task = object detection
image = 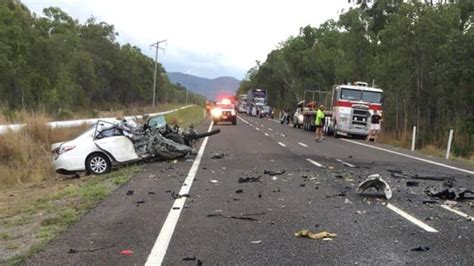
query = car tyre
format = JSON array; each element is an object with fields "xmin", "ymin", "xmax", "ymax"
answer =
[
  {"xmin": 86, "ymin": 153, "xmax": 111, "ymax": 175},
  {"xmin": 232, "ymin": 118, "xmax": 237, "ymax": 125}
]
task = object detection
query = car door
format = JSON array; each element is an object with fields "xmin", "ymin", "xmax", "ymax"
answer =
[{"xmin": 94, "ymin": 126, "xmax": 139, "ymax": 162}]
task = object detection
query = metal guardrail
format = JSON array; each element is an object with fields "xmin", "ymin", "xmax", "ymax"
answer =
[{"xmin": 0, "ymin": 105, "xmax": 194, "ymax": 135}]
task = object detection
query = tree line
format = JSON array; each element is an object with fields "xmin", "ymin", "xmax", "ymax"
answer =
[
  {"xmin": 238, "ymin": 0, "xmax": 473, "ymax": 157},
  {"xmin": 0, "ymin": 0, "xmax": 204, "ymax": 118}
]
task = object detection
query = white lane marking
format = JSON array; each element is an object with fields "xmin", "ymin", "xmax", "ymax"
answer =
[
  {"xmin": 280, "ymin": 133, "xmax": 286, "ymax": 137},
  {"xmin": 268, "ymin": 128, "xmax": 273, "ymax": 131},
  {"xmin": 440, "ymin": 205, "xmax": 473, "ymax": 221},
  {"xmin": 261, "ymin": 124, "xmax": 265, "ymax": 127},
  {"xmin": 278, "ymin": 142, "xmax": 286, "ymax": 147},
  {"xmin": 264, "ymin": 133, "xmax": 269, "ymax": 137},
  {"xmin": 237, "ymin": 116, "xmax": 249, "ymax": 124},
  {"xmin": 306, "ymin": 158, "xmax": 323, "ymax": 168},
  {"xmin": 336, "ymin": 158, "xmax": 356, "ymax": 168},
  {"xmin": 385, "ymin": 203, "xmax": 438, "ymax": 233},
  {"xmin": 256, "ymin": 127, "xmax": 260, "ymax": 131},
  {"xmin": 298, "ymin": 142, "xmax": 308, "ymax": 148},
  {"xmin": 145, "ymin": 121, "xmax": 213, "ymax": 265},
  {"xmin": 342, "ymin": 139, "xmax": 474, "ymax": 175}
]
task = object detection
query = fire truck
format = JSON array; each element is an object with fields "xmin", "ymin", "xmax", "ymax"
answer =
[{"xmin": 302, "ymin": 82, "xmax": 383, "ymax": 138}]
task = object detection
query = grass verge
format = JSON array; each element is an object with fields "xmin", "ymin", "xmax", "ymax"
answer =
[{"xmin": 0, "ymin": 105, "xmax": 204, "ymax": 265}]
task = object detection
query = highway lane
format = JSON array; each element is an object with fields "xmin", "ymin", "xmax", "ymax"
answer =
[{"xmin": 27, "ymin": 115, "xmax": 473, "ymax": 265}]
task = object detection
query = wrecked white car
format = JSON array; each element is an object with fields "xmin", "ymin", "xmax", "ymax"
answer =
[{"xmin": 51, "ymin": 115, "xmax": 220, "ymax": 175}]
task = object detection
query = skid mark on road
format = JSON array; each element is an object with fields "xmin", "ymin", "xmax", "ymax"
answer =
[
  {"xmin": 342, "ymin": 139, "xmax": 474, "ymax": 175},
  {"xmin": 385, "ymin": 203, "xmax": 438, "ymax": 233},
  {"xmin": 440, "ymin": 205, "xmax": 473, "ymax": 221},
  {"xmin": 306, "ymin": 158, "xmax": 324, "ymax": 168},
  {"xmin": 145, "ymin": 121, "xmax": 214, "ymax": 265}
]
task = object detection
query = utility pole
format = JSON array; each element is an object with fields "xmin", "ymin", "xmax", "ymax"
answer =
[{"xmin": 151, "ymin": 39, "xmax": 167, "ymax": 109}]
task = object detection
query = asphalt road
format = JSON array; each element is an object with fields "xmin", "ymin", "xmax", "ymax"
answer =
[{"xmin": 27, "ymin": 114, "xmax": 474, "ymax": 265}]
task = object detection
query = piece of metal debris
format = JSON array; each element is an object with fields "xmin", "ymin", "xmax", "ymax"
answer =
[
  {"xmin": 411, "ymin": 246, "xmax": 430, "ymax": 252},
  {"xmin": 406, "ymin": 181, "xmax": 420, "ymax": 187},
  {"xmin": 294, "ymin": 230, "xmax": 337, "ymax": 240},
  {"xmin": 357, "ymin": 174, "xmax": 392, "ymax": 200},
  {"xmin": 264, "ymin": 169, "xmax": 286, "ymax": 176},
  {"xmin": 427, "ymin": 187, "xmax": 473, "ymax": 200},
  {"xmin": 207, "ymin": 213, "xmax": 258, "ymax": 221},
  {"xmin": 238, "ymin": 176, "xmax": 261, "ymax": 183},
  {"xmin": 211, "ymin": 153, "xmax": 225, "ymax": 159}
]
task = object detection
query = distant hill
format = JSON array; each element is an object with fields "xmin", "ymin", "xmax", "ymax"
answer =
[{"xmin": 167, "ymin": 72, "xmax": 240, "ymax": 100}]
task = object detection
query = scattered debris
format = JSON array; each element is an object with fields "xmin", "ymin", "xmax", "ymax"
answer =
[
  {"xmin": 294, "ymin": 230, "xmax": 337, "ymax": 240},
  {"xmin": 210, "ymin": 180, "xmax": 219, "ymax": 183},
  {"xmin": 411, "ymin": 246, "xmax": 430, "ymax": 252},
  {"xmin": 300, "ymin": 184, "xmax": 306, "ymax": 187},
  {"xmin": 67, "ymin": 243, "xmax": 116, "ymax": 254},
  {"xmin": 183, "ymin": 257, "xmax": 196, "ymax": 261},
  {"xmin": 427, "ymin": 187, "xmax": 473, "ymax": 200},
  {"xmin": 422, "ymin": 200, "xmax": 438, "ymax": 205},
  {"xmin": 136, "ymin": 200, "xmax": 145, "ymax": 204},
  {"xmin": 251, "ymin": 240, "xmax": 262, "ymax": 244},
  {"xmin": 207, "ymin": 213, "xmax": 258, "ymax": 221},
  {"xmin": 126, "ymin": 190, "xmax": 134, "ymax": 196},
  {"xmin": 236, "ymin": 189, "xmax": 244, "ymax": 194},
  {"xmin": 148, "ymin": 191, "xmax": 155, "ymax": 195},
  {"xmin": 390, "ymin": 170, "xmax": 455, "ymax": 182},
  {"xmin": 238, "ymin": 176, "xmax": 261, "ymax": 183},
  {"xmin": 264, "ymin": 169, "xmax": 286, "ymax": 176},
  {"xmin": 120, "ymin": 250, "xmax": 134, "ymax": 256},
  {"xmin": 406, "ymin": 181, "xmax": 420, "ymax": 187},
  {"xmin": 172, "ymin": 207, "xmax": 180, "ymax": 210},
  {"xmin": 172, "ymin": 159, "xmax": 178, "ymax": 164},
  {"xmin": 211, "ymin": 153, "xmax": 225, "ymax": 159},
  {"xmin": 357, "ymin": 174, "xmax": 392, "ymax": 200},
  {"xmin": 171, "ymin": 191, "xmax": 191, "ymax": 199},
  {"xmin": 344, "ymin": 199, "xmax": 352, "ymax": 204},
  {"xmin": 336, "ymin": 159, "xmax": 357, "ymax": 168}
]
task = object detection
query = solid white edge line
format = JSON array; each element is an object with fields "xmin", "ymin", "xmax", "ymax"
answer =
[
  {"xmin": 298, "ymin": 142, "xmax": 308, "ymax": 148},
  {"xmin": 145, "ymin": 121, "xmax": 213, "ymax": 266},
  {"xmin": 336, "ymin": 158, "xmax": 356, "ymax": 168},
  {"xmin": 385, "ymin": 203, "xmax": 438, "ymax": 233},
  {"xmin": 264, "ymin": 133, "xmax": 269, "ymax": 137},
  {"xmin": 341, "ymin": 139, "xmax": 474, "ymax": 175},
  {"xmin": 306, "ymin": 158, "xmax": 323, "ymax": 168},
  {"xmin": 237, "ymin": 116, "xmax": 249, "ymax": 124},
  {"xmin": 278, "ymin": 142, "xmax": 286, "ymax": 147},
  {"xmin": 440, "ymin": 205, "xmax": 473, "ymax": 221}
]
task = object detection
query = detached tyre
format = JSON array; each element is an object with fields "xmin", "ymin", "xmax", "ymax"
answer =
[{"xmin": 86, "ymin": 153, "xmax": 111, "ymax": 175}]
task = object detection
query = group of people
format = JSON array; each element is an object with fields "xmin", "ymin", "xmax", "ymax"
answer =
[{"xmin": 313, "ymin": 105, "xmax": 382, "ymax": 142}]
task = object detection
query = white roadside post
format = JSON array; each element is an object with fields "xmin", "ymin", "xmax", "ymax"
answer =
[
  {"xmin": 446, "ymin": 129, "xmax": 454, "ymax": 160},
  {"xmin": 411, "ymin": 126, "xmax": 417, "ymax": 151}
]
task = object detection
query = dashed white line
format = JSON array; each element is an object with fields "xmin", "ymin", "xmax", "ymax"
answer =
[
  {"xmin": 298, "ymin": 142, "xmax": 308, "ymax": 148},
  {"xmin": 278, "ymin": 142, "xmax": 286, "ymax": 147},
  {"xmin": 306, "ymin": 158, "xmax": 323, "ymax": 168},
  {"xmin": 342, "ymin": 139, "xmax": 474, "ymax": 175},
  {"xmin": 237, "ymin": 116, "xmax": 249, "ymax": 124},
  {"xmin": 336, "ymin": 159, "xmax": 356, "ymax": 168},
  {"xmin": 145, "ymin": 121, "xmax": 214, "ymax": 265},
  {"xmin": 440, "ymin": 205, "xmax": 473, "ymax": 221},
  {"xmin": 385, "ymin": 203, "xmax": 438, "ymax": 233},
  {"xmin": 264, "ymin": 133, "xmax": 269, "ymax": 137}
]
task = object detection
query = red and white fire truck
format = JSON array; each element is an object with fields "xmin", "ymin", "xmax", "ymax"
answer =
[{"xmin": 302, "ymin": 81, "xmax": 383, "ymax": 138}]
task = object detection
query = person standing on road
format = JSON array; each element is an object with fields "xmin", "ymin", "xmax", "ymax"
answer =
[
  {"xmin": 314, "ymin": 105, "xmax": 325, "ymax": 142},
  {"xmin": 367, "ymin": 110, "xmax": 382, "ymax": 142}
]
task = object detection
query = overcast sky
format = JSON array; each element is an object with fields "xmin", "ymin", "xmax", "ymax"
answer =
[{"xmin": 23, "ymin": 0, "xmax": 354, "ymax": 80}]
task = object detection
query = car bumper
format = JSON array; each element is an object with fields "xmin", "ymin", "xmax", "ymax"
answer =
[
  {"xmin": 53, "ymin": 154, "xmax": 86, "ymax": 173},
  {"xmin": 336, "ymin": 124, "xmax": 369, "ymax": 136}
]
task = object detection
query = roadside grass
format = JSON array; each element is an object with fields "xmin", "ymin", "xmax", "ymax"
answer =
[
  {"xmin": 0, "ymin": 105, "xmax": 204, "ymax": 265},
  {"xmin": 378, "ymin": 131, "xmax": 473, "ymax": 164}
]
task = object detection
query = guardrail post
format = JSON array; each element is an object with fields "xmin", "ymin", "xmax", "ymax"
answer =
[
  {"xmin": 411, "ymin": 126, "xmax": 416, "ymax": 151},
  {"xmin": 446, "ymin": 129, "xmax": 453, "ymax": 160}
]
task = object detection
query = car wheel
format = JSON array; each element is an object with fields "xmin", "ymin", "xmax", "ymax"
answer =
[
  {"xmin": 86, "ymin": 153, "xmax": 111, "ymax": 175},
  {"xmin": 232, "ymin": 118, "xmax": 237, "ymax": 125}
]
